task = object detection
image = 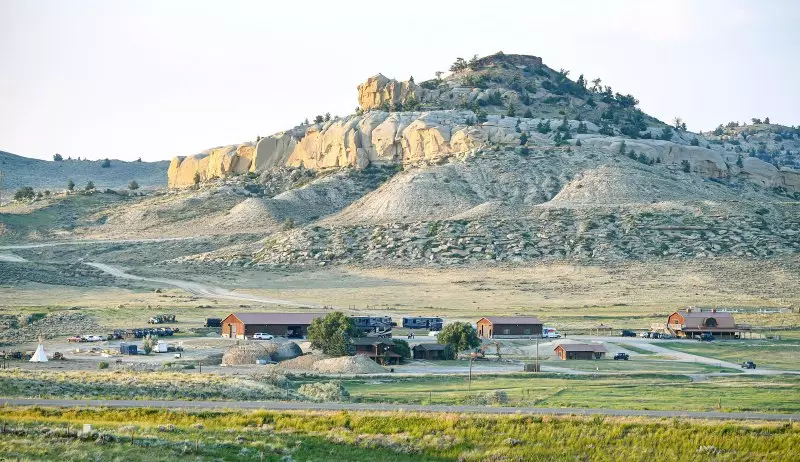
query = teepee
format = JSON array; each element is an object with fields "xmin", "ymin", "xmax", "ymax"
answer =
[{"xmin": 29, "ymin": 336, "xmax": 48, "ymax": 363}]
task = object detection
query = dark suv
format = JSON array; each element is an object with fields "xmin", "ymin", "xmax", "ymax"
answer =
[
  {"xmin": 620, "ymin": 330, "xmax": 637, "ymax": 337},
  {"xmin": 613, "ymin": 353, "xmax": 630, "ymax": 360},
  {"xmin": 741, "ymin": 361, "xmax": 756, "ymax": 369},
  {"xmin": 699, "ymin": 333, "xmax": 714, "ymax": 341}
]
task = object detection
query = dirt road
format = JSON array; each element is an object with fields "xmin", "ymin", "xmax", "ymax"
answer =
[
  {"xmin": 85, "ymin": 262, "xmax": 320, "ymax": 308},
  {"xmin": 2, "ymin": 398, "xmax": 797, "ymax": 421},
  {"xmin": 0, "ymin": 253, "xmax": 27, "ymax": 262}
]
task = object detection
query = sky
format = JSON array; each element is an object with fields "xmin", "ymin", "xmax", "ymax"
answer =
[{"xmin": 1, "ymin": 0, "xmax": 798, "ymax": 162}]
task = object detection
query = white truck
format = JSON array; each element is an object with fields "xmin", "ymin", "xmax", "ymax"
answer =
[{"xmin": 542, "ymin": 327, "xmax": 561, "ymax": 339}]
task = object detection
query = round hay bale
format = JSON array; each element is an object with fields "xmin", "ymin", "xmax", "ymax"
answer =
[
  {"xmin": 221, "ymin": 343, "xmax": 270, "ymax": 366},
  {"xmin": 261, "ymin": 341, "xmax": 302, "ymax": 361}
]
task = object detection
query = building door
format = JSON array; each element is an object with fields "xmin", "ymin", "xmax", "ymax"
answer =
[{"xmin": 229, "ymin": 324, "xmax": 235, "ymax": 338}]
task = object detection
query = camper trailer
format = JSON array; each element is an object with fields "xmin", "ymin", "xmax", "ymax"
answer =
[{"xmin": 402, "ymin": 316, "xmax": 443, "ymax": 331}]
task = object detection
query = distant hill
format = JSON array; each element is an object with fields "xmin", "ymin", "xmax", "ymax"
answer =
[{"xmin": 0, "ymin": 151, "xmax": 169, "ymax": 192}]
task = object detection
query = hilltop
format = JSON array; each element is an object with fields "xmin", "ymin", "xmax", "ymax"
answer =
[
  {"xmin": 0, "ymin": 150, "xmax": 169, "ymax": 193},
  {"xmin": 3, "ymin": 52, "xmax": 800, "ymax": 270}
]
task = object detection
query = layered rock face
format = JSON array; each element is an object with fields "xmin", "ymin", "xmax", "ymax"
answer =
[
  {"xmin": 357, "ymin": 75, "xmax": 424, "ymax": 112},
  {"xmin": 168, "ymin": 144, "xmax": 255, "ymax": 188}
]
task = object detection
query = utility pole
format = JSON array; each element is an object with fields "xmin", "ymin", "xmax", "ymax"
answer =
[
  {"xmin": 536, "ymin": 338, "xmax": 540, "ymax": 373},
  {"xmin": 0, "ymin": 169, "xmax": 4, "ymax": 206},
  {"xmin": 468, "ymin": 357, "xmax": 473, "ymax": 394}
]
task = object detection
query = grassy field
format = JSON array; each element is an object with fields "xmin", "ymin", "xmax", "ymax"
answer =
[
  {"xmin": 0, "ymin": 407, "xmax": 798, "ymax": 461},
  {"xmin": 660, "ymin": 341, "xmax": 800, "ymax": 371},
  {"xmin": 341, "ymin": 373, "xmax": 800, "ymax": 413}
]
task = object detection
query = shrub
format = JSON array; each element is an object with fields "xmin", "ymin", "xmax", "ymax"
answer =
[
  {"xmin": 391, "ymin": 339, "xmax": 411, "ymax": 360},
  {"xmin": 281, "ymin": 218, "xmax": 295, "ymax": 230},
  {"xmin": 523, "ymin": 108, "xmax": 533, "ymax": 118},
  {"xmin": 681, "ymin": 159, "xmax": 691, "ymax": 173},
  {"xmin": 519, "ymin": 132, "xmax": 528, "ymax": 145},
  {"xmin": 576, "ymin": 121, "xmax": 588, "ymax": 134},
  {"xmin": 142, "ymin": 337, "xmax": 156, "ymax": 355},
  {"xmin": 598, "ymin": 123, "xmax": 614, "ymax": 136},
  {"xmin": 128, "ymin": 181, "xmax": 139, "ymax": 191},
  {"xmin": 193, "ymin": 173, "xmax": 201, "ymax": 186},
  {"xmin": 298, "ymin": 382, "xmax": 349, "ymax": 402},
  {"xmin": 84, "ymin": 181, "xmax": 95, "ymax": 191},
  {"xmin": 98, "ymin": 362, "xmax": 109, "ymax": 370},
  {"xmin": 100, "ymin": 158, "xmax": 111, "ymax": 168},
  {"xmin": 536, "ymin": 120, "xmax": 551, "ymax": 134},
  {"xmin": 52, "ymin": 153, "xmax": 63, "ymax": 161},
  {"xmin": 690, "ymin": 138, "xmax": 700, "ymax": 146},
  {"xmin": 67, "ymin": 179, "xmax": 75, "ymax": 191},
  {"xmin": 14, "ymin": 186, "xmax": 35, "ymax": 201},
  {"xmin": 659, "ymin": 127, "xmax": 673, "ymax": 141}
]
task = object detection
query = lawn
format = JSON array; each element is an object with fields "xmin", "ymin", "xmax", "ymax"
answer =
[
  {"xmin": 342, "ymin": 373, "xmax": 800, "ymax": 413},
  {"xmin": 660, "ymin": 340, "xmax": 800, "ymax": 371},
  {"xmin": 0, "ymin": 407, "xmax": 798, "ymax": 461}
]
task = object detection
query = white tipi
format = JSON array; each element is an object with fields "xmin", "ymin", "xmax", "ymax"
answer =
[{"xmin": 29, "ymin": 336, "xmax": 48, "ymax": 363}]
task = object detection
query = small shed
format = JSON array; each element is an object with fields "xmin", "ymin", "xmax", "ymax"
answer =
[
  {"xmin": 554, "ymin": 343, "xmax": 606, "ymax": 360},
  {"xmin": 477, "ymin": 316, "xmax": 543, "ymax": 338},
  {"xmin": 412, "ymin": 343, "xmax": 447, "ymax": 360}
]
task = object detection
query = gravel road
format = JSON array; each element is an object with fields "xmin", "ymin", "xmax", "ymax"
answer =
[
  {"xmin": 2, "ymin": 398, "xmax": 797, "ymax": 421},
  {"xmin": 85, "ymin": 262, "xmax": 319, "ymax": 308}
]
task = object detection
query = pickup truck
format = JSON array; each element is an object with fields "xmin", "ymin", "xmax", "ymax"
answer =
[
  {"xmin": 741, "ymin": 361, "xmax": 756, "ymax": 369},
  {"xmin": 252, "ymin": 333, "xmax": 274, "ymax": 340},
  {"xmin": 613, "ymin": 353, "xmax": 630, "ymax": 360}
]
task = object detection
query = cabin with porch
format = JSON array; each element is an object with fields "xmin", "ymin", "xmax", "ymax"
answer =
[
  {"xmin": 477, "ymin": 316, "xmax": 543, "ymax": 338},
  {"xmin": 667, "ymin": 309, "xmax": 749, "ymax": 339}
]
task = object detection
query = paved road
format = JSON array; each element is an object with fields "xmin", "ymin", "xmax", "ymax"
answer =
[
  {"xmin": 2, "ymin": 398, "xmax": 797, "ymax": 421},
  {"xmin": 86, "ymin": 262, "xmax": 319, "ymax": 308}
]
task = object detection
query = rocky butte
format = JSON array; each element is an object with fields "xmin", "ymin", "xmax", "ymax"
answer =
[{"xmin": 167, "ymin": 52, "xmax": 800, "ymax": 191}]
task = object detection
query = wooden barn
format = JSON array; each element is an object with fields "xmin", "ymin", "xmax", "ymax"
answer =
[
  {"xmin": 554, "ymin": 343, "xmax": 606, "ymax": 360},
  {"xmin": 350, "ymin": 338, "xmax": 402, "ymax": 365},
  {"xmin": 412, "ymin": 343, "xmax": 448, "ymax": 360},
  {"xmin": 221, "ymin": 313, "xmax": 323, "ymax": 339},
  {"xmin": 477, "ymin": 316, "xmax": 543, "ymax": 338},
  {"xmin": 667, "ymin": 309, "xmax": 749, "ymax": 339}
]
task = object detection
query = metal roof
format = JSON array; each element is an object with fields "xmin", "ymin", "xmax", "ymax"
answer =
[
  {"xmin": 555, "ymin": 343, "xmax": 607, "ymax": 353},
  {"xmin": 229, "ymin": 312, "xmax": 324, "ymax": 325},
  {"xmin": 412, "ymin": 343, "xmax": 446, "ymax": 351},
  {"xmin": 479, "ymin": 316, "xmax": 542, "ymax": 325}
]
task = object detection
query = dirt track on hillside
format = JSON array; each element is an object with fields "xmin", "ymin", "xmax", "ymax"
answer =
[{"xmin": 85, "ymin": 262, "xmax": 320, "ymax": 308}]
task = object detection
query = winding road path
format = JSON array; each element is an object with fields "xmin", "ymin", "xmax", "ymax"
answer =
[
  {"xmin": 85, "ymin": 262, "xmax": 318, "ymax": 308},
  {"xmin": 1, "ymin": 398, "xmax": 796, "ymax": 421}
]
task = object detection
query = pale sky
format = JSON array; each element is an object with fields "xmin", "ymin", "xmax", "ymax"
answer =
[{"xmin": 1, "ymin": 0, "xmax": 798, "ymax": 162}]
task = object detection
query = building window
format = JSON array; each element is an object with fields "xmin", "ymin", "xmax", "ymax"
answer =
[
  {"xmin": 503, "ymin": 329, "xmax": 511, "ymax": 335},
  {"xmin": 704, "ymin": 318, "xmax": 718, "ymax": 328}
]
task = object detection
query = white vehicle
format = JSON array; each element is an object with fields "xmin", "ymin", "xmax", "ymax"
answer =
[
  {"xmin": 428, "ymin": 330, "xmax": 440, "ymax": 337},
  {"xmin": 85, "ymin": 335, "xmax": 104, "ymax": 342},
  {"xmin": 252, "ymin": 333, "xmax": 274, "ymax": 340},
  {"xmin": 542, "ymin": 328, "xmax": 561, "ymax": 339}
]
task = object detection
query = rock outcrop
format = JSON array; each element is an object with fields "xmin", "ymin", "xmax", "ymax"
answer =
[
  {"xmin": 578, "ymin": 137, "xmax": 731, "ymax": 178},
  {"xmin": 357, "ymin": 74, "xmax": 424, "ymax": 112},
  {"xmin": 168, "ymin": 144, "xmax": 255, "ymax": 188}
]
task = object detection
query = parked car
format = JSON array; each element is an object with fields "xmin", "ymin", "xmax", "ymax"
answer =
[
  {"xmin": 699, "ymin": 333, "xmax": 714, "ymax": 341},
  {"xmin": 252, "ymin": 333, "xmax": 274, "ymax": 340},
  {"xmin": 659, "ymin": 334, "xmax": 673, "ymax": 340},
  {"xmin": 620, "ymin": 330, "xmax": 637, "ymax": 337},
  {"xmin": 613, "ymin": 353, "xmax": 630, "ymax": 360},
  {"xmin": 741, "ymin": 361, "xmax": 756, "ymax": 369},
  {"xmin": 639, "ymin": 332, "xmax": 649, "ymax": 338}
]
